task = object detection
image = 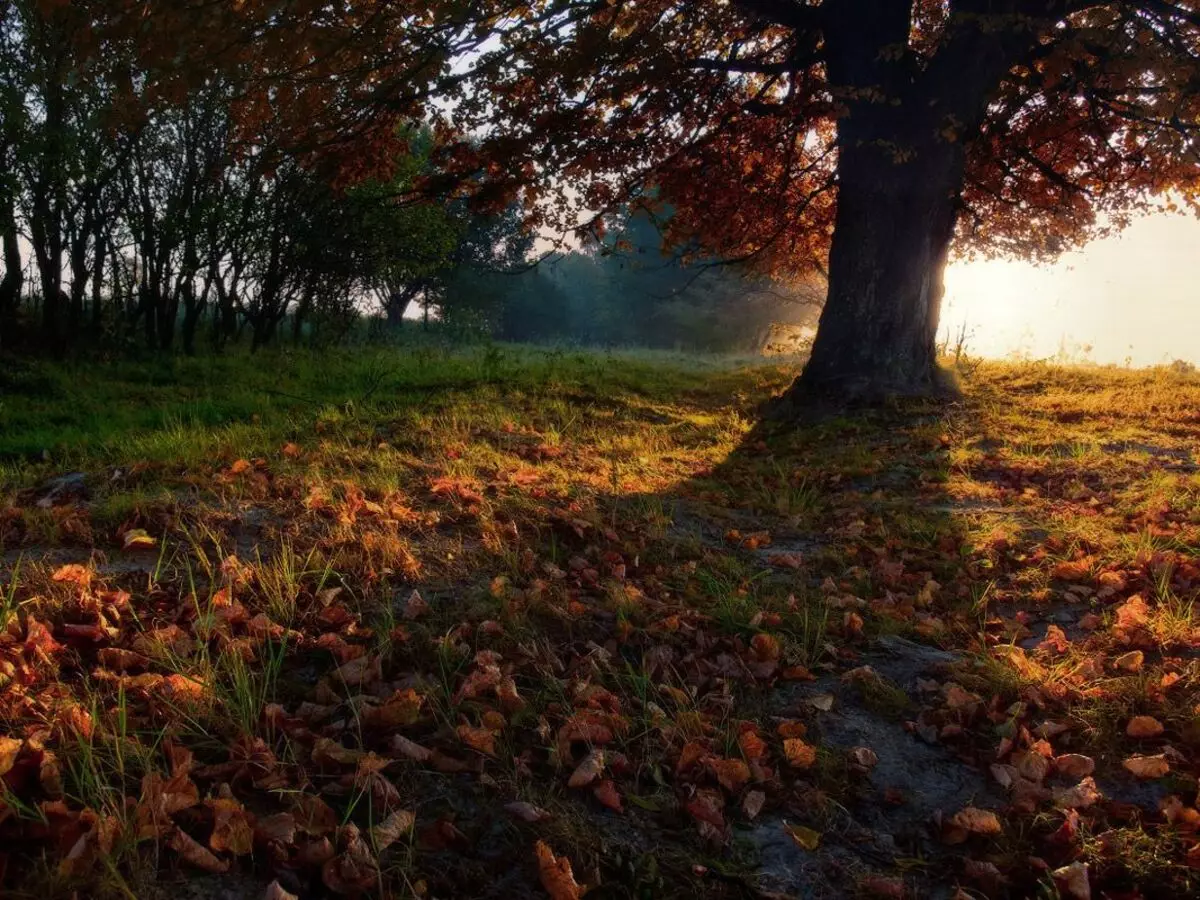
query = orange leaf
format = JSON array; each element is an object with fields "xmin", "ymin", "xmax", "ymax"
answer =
[
  {"xmin": 592, "ymin": 779, "xmax": 623, "ymax": 812},
  {"xmin": 51, "ymin": 563, "xmax": 91, "ymax": 586},
  {"xmin": 709, "ymin": 758, "xmax": 751, "ymax": 793},
  {"xmin": 1052, "ymin": 559, "xmax": 1092, "ymax": 581},
  {"xmin": 1126, "ymin": 715, "xmax": 1164, "ymax": 738},
  {"xmin": 0, "ymin": 736, "xmax": 22, "ymax": 776},
  {"xmin": 1114, "ymin": 595, "xmax": 1150, "ymax": 631},
  {"xmin": 535, "ymin": 840, "xmax": 585, "ymax": 900},
  {"xmin": 949, "ymin": 807, "xmax": 1002, "ymax": 836},
  {"xmin": 783, "ymin": 738, "xmax": 817, "ymax": 769},
  {"xmin": 457, "ymin": 724, "xmax": 497, "ymax": 756}
]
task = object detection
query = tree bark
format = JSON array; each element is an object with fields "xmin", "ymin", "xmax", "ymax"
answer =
[
  {"xmin": 778, "ymin": 0, "xmax": 1037, "ymax": 406},
  {"xmin": 796, "ymin": 139, "xmax": 962, "ymax": 400}
]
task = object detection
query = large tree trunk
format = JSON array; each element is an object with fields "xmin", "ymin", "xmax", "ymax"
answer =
[{"xmin": 796, "ymin": 139, "xmax": 963, "ymax": 400}]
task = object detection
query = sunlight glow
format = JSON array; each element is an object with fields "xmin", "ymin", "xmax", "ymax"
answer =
[{"xmin": 942, "ymin": 211, "xmax": 1200, "ymax": 366}]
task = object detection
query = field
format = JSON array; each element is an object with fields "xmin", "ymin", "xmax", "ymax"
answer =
[{"xmin": 0, "ymin": 346, "xmax": 1198, "ymax": 900}]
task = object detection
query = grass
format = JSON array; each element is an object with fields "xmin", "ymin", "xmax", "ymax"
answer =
[{"xmin": 0, "ymin": 347, "xmax": 1198, "ymax": 899}]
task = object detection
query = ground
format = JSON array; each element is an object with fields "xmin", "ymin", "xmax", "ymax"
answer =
[{"xmin": 0, "ymin": 346, "xmax": 1197, "ymax": 900}]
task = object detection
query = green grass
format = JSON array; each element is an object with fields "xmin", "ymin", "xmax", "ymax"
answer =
[{"xmin": 0, "ymin": 344, "xmax": 783, "ymax": 483}]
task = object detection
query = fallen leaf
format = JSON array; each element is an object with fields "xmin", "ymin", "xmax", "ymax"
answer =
[
  {"xmin": 1122, "ymin": 754, "xmax": 1170, "ymax": 779},
  {"xmin": 1053, "ymin": 754, "xmax": 1095, "ymax": 779},
  {"xmin": 805, "ymin": 693, "xmax": 835, "ymax": 712},
  {"xmin": 1054, "ymin": 776, "xmax": 1104, "ymax": 810},
  {"xmin": 858, "ymin": 874, "xmax": 905, "ymax": 898},
  {"xmin": 403, "ymin": 589, "xmax": 430, "ymax": 620},
  {"xmin": 568, "ymin": 750, "xmax": 605, "ymax": 788},
  {"xmin": 0, "ymin": 736, "xmax": 21, "ymax": 776},
  {"xmin": 265, "ymin": 882, "xmax": 299, "ymax": 900},
  {"xmin": 457, "ymin": 724, "xmax": 497, "ymax": 756},
  {"xmin": 1052, "ymin": 861, "xmax": 1091, "ymax": 900},
  {"xmin": 783, "ymin": 738, "xmax": 817, "ymax": 769},
  {"xmin": 535, "ymin": 840, "xmax": 585, "ymax": 900},
  {"xmin": 1113, "ymin": 650, "xmax": 1144, "ymax": 672},
  {"xmin": 391, "ymin": 734, "xmax": 433, "ymax": 763},
  {"xmin": 371, "ymin": 809, "xmax": 416, "ymax": 852},
  {"xmin": 208, "ymin": 798, "xmax": 254, "ymax": 856},
  {"xmin": 1126, "ymin": 715, "xmax": 1164, "ymax": 738},
  {"xmin": 685, "ymin": 789, "xmax": 725, "ymax": 828},
  {"xmin": 51, "ymin": 563, "xmax": 91, "ymax": 586},
  {"xmin": 949, "ymin": 807, "xmax": 1003, "ymax": 836},
  {"xmin": 849, "ymin": 747, "xmax": 879, "ymax": 770},
  {"xmin": 505, "ymin": 801, "xmax": 552, "ymax": 823},
  {"xmin": 1052, "ymin": 559, "xmax": 1092, "ymax": 581},
  {"xmin": 784, "ymin": 823, "xmax": 821, "ymax": 850},
  {"xmin": 122, "ymin": 528, "xmax": 156, "ymax": 550},
  {"xmin": 593, "ymin": 780, "xmax": 623, "ymax": 812},
  {"xmin": 709, "ymin": 758, "xmax": 751, "ymax": 793},
  {"xmin": 254, "ymin": 813, "xmax": 297, "ymax": 846},
  {"xmin": 334, "ymin": 655, "xmax": 381, "ymax": 688},
  {"xmin": 1114, "ymin": 595, "xmax": 1150, "ymax": 632},
  {"xmin": 742, "ymin": 790, "xmax": 766, "ymax": 821},
  {"xmin": 168, "ymin": 827, "xmax": 230, "ymax": 873},
  {"xmin": 294, "ymin": 795, "xmax": 339, "ymax": 837}
]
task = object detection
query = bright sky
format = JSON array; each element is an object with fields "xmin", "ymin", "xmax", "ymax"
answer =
[{"xmin": 942, "ymin": 211, "xmax": 1200, "ymax": 366}]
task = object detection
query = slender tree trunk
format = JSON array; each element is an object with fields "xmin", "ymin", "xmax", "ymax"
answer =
[
  {"xmin": 91, "ymin": 220, "xmax": 107, "ymax": 331},
  {"xmin": 0, "ymin": 191, "xmax": 22, "ymax": 345}
]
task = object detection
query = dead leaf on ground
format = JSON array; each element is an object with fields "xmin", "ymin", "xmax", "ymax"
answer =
[
  {"xmin": 949, "ymin": 807, "xmax": 1003, "ymax": 836},
  {"xmin": 372, "ymin": 809, "xmax": 416, "ymax": 852},
  {"xmin": 1123, "ymin": 754, "xmax": 1170, "ymax": 779},
  {"xmin": 1126, "ymin": 715, "xmax": 1165, "ymax": 738},
  {"xmin": 784, "ymin": 822, "xmax": 821, "ymax": 851},
  {"xmin": 593, "ymin": 780, "xmax": 623, "ymax": 812},
  {"xmin": 567, "ymin": 750, "xmax": 605, "ymax": 788},
  {"xmin": 265, "ymin": 881, "xmax": 299, "ymax": 900},
  {"xmin": 403, "ymin": 589, "xmax": 430, "ymax": 620},
  {"xmin": 1054, "ymin": 776, "xmax": 1104, "ymax": 810},
  {"xmin": 1052, "ymin": 861, "xmax": 1091, "ymax": 900},
  {"xmin": 783, "ymin": 738, "xmax": 817, "ymax": 769},
  {"xmin": 168, "ymin": 827, "xmax": 230, "ymax": 873},
  {"xmin": 535, "ymin": 840, "xmax": 586, "ymax": 900},
  {"xmin": 1054, "ymin": 754, "xmax": 1095, "ymax": 779},
  {"xmin": 505, "ymin": 802, "xmax": 552, "ymax": 823}
]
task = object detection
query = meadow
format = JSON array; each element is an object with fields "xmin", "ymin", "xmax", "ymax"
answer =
[{"xmin": 0, "ymin": 346, "xmax": 1197, "ymax": 900}]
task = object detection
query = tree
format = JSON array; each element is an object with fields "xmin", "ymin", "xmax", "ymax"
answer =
[{"xmin": 426, "ymin": 0, "xmax": 1200, "ymax": 401}]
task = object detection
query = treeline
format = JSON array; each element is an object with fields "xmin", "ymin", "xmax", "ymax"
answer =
[{"xmin": 0, "ymin": 4, "xmax": 819, "ymax": 358}]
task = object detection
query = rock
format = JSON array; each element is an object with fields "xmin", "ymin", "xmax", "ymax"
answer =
[{"xmin": 35, "ymin": 472, "xmax": 88, "ymax": 508}]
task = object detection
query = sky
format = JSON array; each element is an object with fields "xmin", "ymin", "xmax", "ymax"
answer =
[{"xmin": 941, "ymin": 210, "xmax": 1200, "ymax": 366}]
